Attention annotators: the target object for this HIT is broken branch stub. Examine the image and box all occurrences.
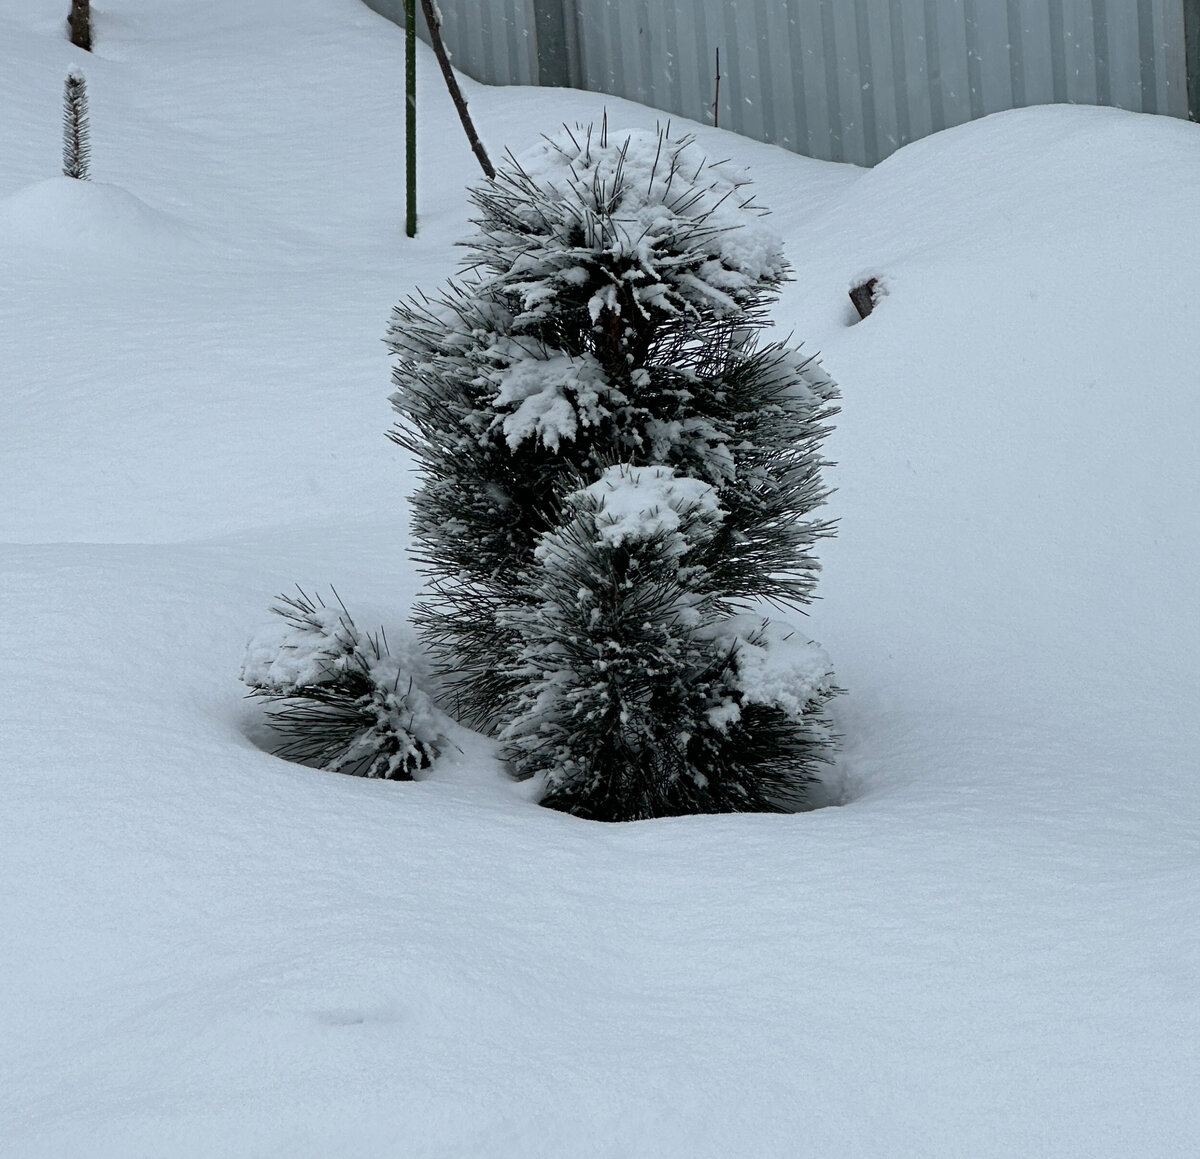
[849,277,880,320]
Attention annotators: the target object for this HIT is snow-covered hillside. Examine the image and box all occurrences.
[2,2,1197,1156]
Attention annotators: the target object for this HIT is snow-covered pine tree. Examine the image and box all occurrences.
[388,121,840,819]
[62,68,90,180]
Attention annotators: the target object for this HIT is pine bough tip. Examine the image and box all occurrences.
[240,588,446,781]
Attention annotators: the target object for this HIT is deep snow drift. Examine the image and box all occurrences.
[2,1,1198,1156]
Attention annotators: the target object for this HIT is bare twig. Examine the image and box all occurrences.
[713,47,721,128]
[417,0,495,179]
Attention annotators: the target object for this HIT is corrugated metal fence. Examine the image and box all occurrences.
[365,0,1189,166]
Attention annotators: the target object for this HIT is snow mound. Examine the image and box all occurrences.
[0,177,195,254]
[803,104,1200,280]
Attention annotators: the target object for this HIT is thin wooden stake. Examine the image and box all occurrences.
[1186,0,1200,121]
[713,47,721,128]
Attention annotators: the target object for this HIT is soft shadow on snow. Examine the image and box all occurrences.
[238,696,850,819]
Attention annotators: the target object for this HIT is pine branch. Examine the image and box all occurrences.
[242,588,446,781]
[62,69,91,180]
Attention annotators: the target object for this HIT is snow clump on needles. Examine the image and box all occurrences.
[242,589,447,781]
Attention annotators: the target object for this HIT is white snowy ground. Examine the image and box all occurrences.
[2,1,1198,1155]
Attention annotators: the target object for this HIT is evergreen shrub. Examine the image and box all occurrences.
[389,121,840,820]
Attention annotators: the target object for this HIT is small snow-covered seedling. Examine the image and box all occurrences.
[241,589,446,780]
[389,121,840,819]
[62,69,90,180]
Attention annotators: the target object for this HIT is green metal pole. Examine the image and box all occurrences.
[405,0,417,237]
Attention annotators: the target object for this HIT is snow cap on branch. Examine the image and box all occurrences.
[556,463,725,557]
[698,614,836,729]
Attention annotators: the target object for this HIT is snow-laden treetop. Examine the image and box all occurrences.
[465,122,790,327]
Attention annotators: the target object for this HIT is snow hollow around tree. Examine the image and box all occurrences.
[1,0,1199,1156]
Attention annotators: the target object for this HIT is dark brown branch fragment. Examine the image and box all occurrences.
[849,277,880,320]
[68,0,92,52]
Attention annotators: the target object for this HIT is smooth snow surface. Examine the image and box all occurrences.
[2,2,1198,1156]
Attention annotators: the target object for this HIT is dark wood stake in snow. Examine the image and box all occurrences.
[850,277,880,320]
[68,0,92,51]
[713,47,721,128]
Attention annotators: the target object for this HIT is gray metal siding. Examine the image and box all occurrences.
[362,0,540,86]
[364,0,1189,166]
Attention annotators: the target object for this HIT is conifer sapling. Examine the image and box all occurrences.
[389,121,840,820]
[62,69,91,180]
